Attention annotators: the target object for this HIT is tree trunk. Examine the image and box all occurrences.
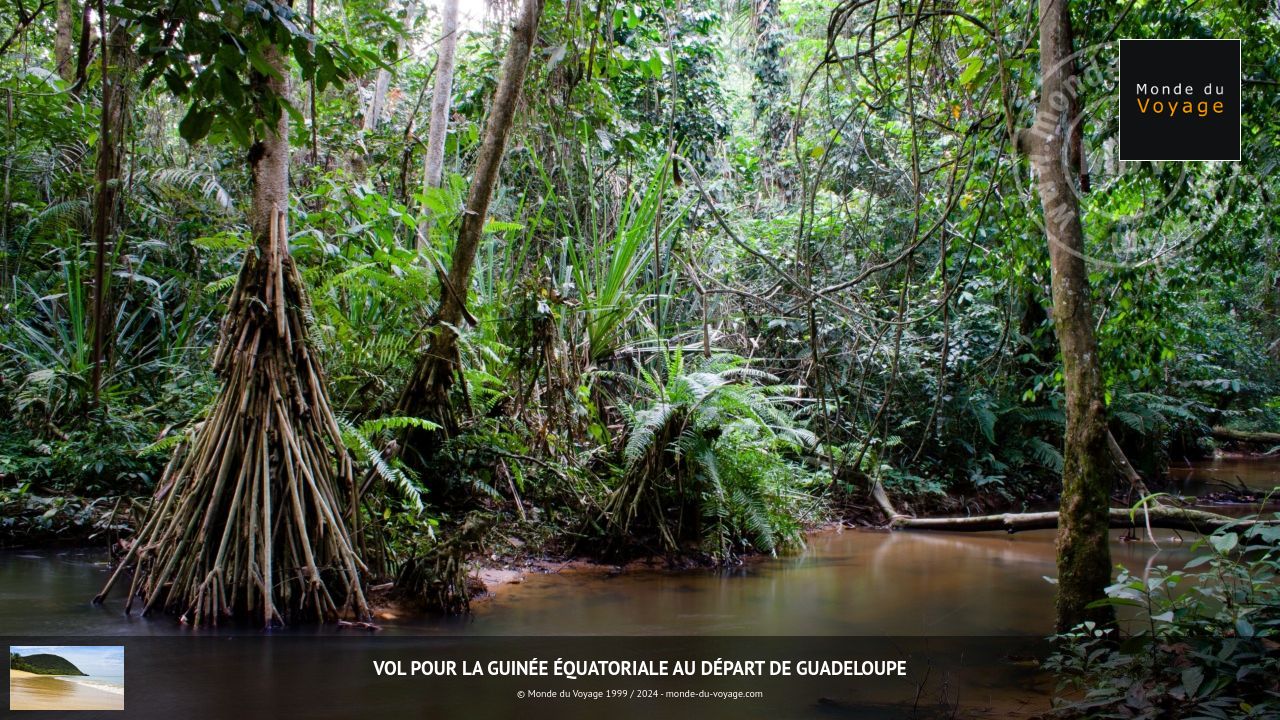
[249,50,291,250]
[1211,427,1280,445]
[1018,0,1114,633]
[884,506,1266,535]
[1108,429,1153,499]
[72,0,93,93]
[363,1,416,135]
[95,42,369,627]
[396,0,543,468]
[87,12,132,405]
[54,0,75,82]
[871,469,1259,538]
[362,69,391,132]
[423,0,459,190]
[417,0,460,252]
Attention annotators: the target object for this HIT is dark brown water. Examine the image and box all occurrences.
[463,528,1193,637]
[1,456,1274,719]
[0,525,1202,638]
[8,457,1273,637]
[1,529,1153,718]
[1169,453,1280,495]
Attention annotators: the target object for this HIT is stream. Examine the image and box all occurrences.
[2,456,1276,718]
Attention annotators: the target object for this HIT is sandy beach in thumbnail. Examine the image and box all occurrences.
[9,669,124,711]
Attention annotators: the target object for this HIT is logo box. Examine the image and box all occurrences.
[1118,39,1241,162]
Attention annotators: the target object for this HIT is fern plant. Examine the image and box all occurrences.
[603,349,819,562]
[339,415,439,514]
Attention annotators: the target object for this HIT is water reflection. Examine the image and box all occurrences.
[465,528,1192,637]
[1169,454,1280,494]
[2,456,1272,638]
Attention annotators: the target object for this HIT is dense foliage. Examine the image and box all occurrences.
[0,0,1277,608]
[9,652,87,676]
[1048,512,1280,718]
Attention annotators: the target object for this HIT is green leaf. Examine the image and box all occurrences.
[163,70,188,97]
[314,44,342,90]
[419,186,454,217]
[215,43,243,68]
[1183,554,1213,569]
[218,67,245,107]
[1181,666,1204,698]
[178,105,214,144]
[483,220,524,234]
[1210,532,1238,554]
[247,44,282,80]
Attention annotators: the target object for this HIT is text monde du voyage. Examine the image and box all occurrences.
[372,658,909,679]
[1133,82,1229,118]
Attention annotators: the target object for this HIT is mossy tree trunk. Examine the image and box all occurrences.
[1019,0,1115,633]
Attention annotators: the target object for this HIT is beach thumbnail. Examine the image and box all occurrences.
[9,646,123,711]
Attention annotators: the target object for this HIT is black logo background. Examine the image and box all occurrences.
[1119,39,1240,162]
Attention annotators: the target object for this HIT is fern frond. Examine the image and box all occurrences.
[339,417,425,513]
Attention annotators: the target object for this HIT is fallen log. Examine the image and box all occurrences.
[870,475,1266,535]
[887,506,1268,535]
[1211,427,1280,445]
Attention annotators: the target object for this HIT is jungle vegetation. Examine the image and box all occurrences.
[1,0,1279,686]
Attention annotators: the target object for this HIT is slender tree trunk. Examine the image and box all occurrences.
[417,0,460,249]
[54,0,75,82]
[363,0,418,136]
[72,0,93,93]
[87,11,132,405]
[397,0,543,467]
[362,69,391,132]
[1018,0,1114,633]
[423,0,459,191]
[250,50,290,250]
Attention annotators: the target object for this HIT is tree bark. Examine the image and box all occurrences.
[418,0,459,252]
[1018,0,1114,633]
[54,0,75,82]
[72,0,93,93]
[249,49,291,250]
[871,475,1262,541]
[362,69,391,132]
[423,0,459,190]
[87,11,132,405]
[1108,429,1153,499]
[363,1,416,135]
[397,0,543,467]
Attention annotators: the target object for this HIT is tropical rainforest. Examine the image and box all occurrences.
[1,0,1279,715]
